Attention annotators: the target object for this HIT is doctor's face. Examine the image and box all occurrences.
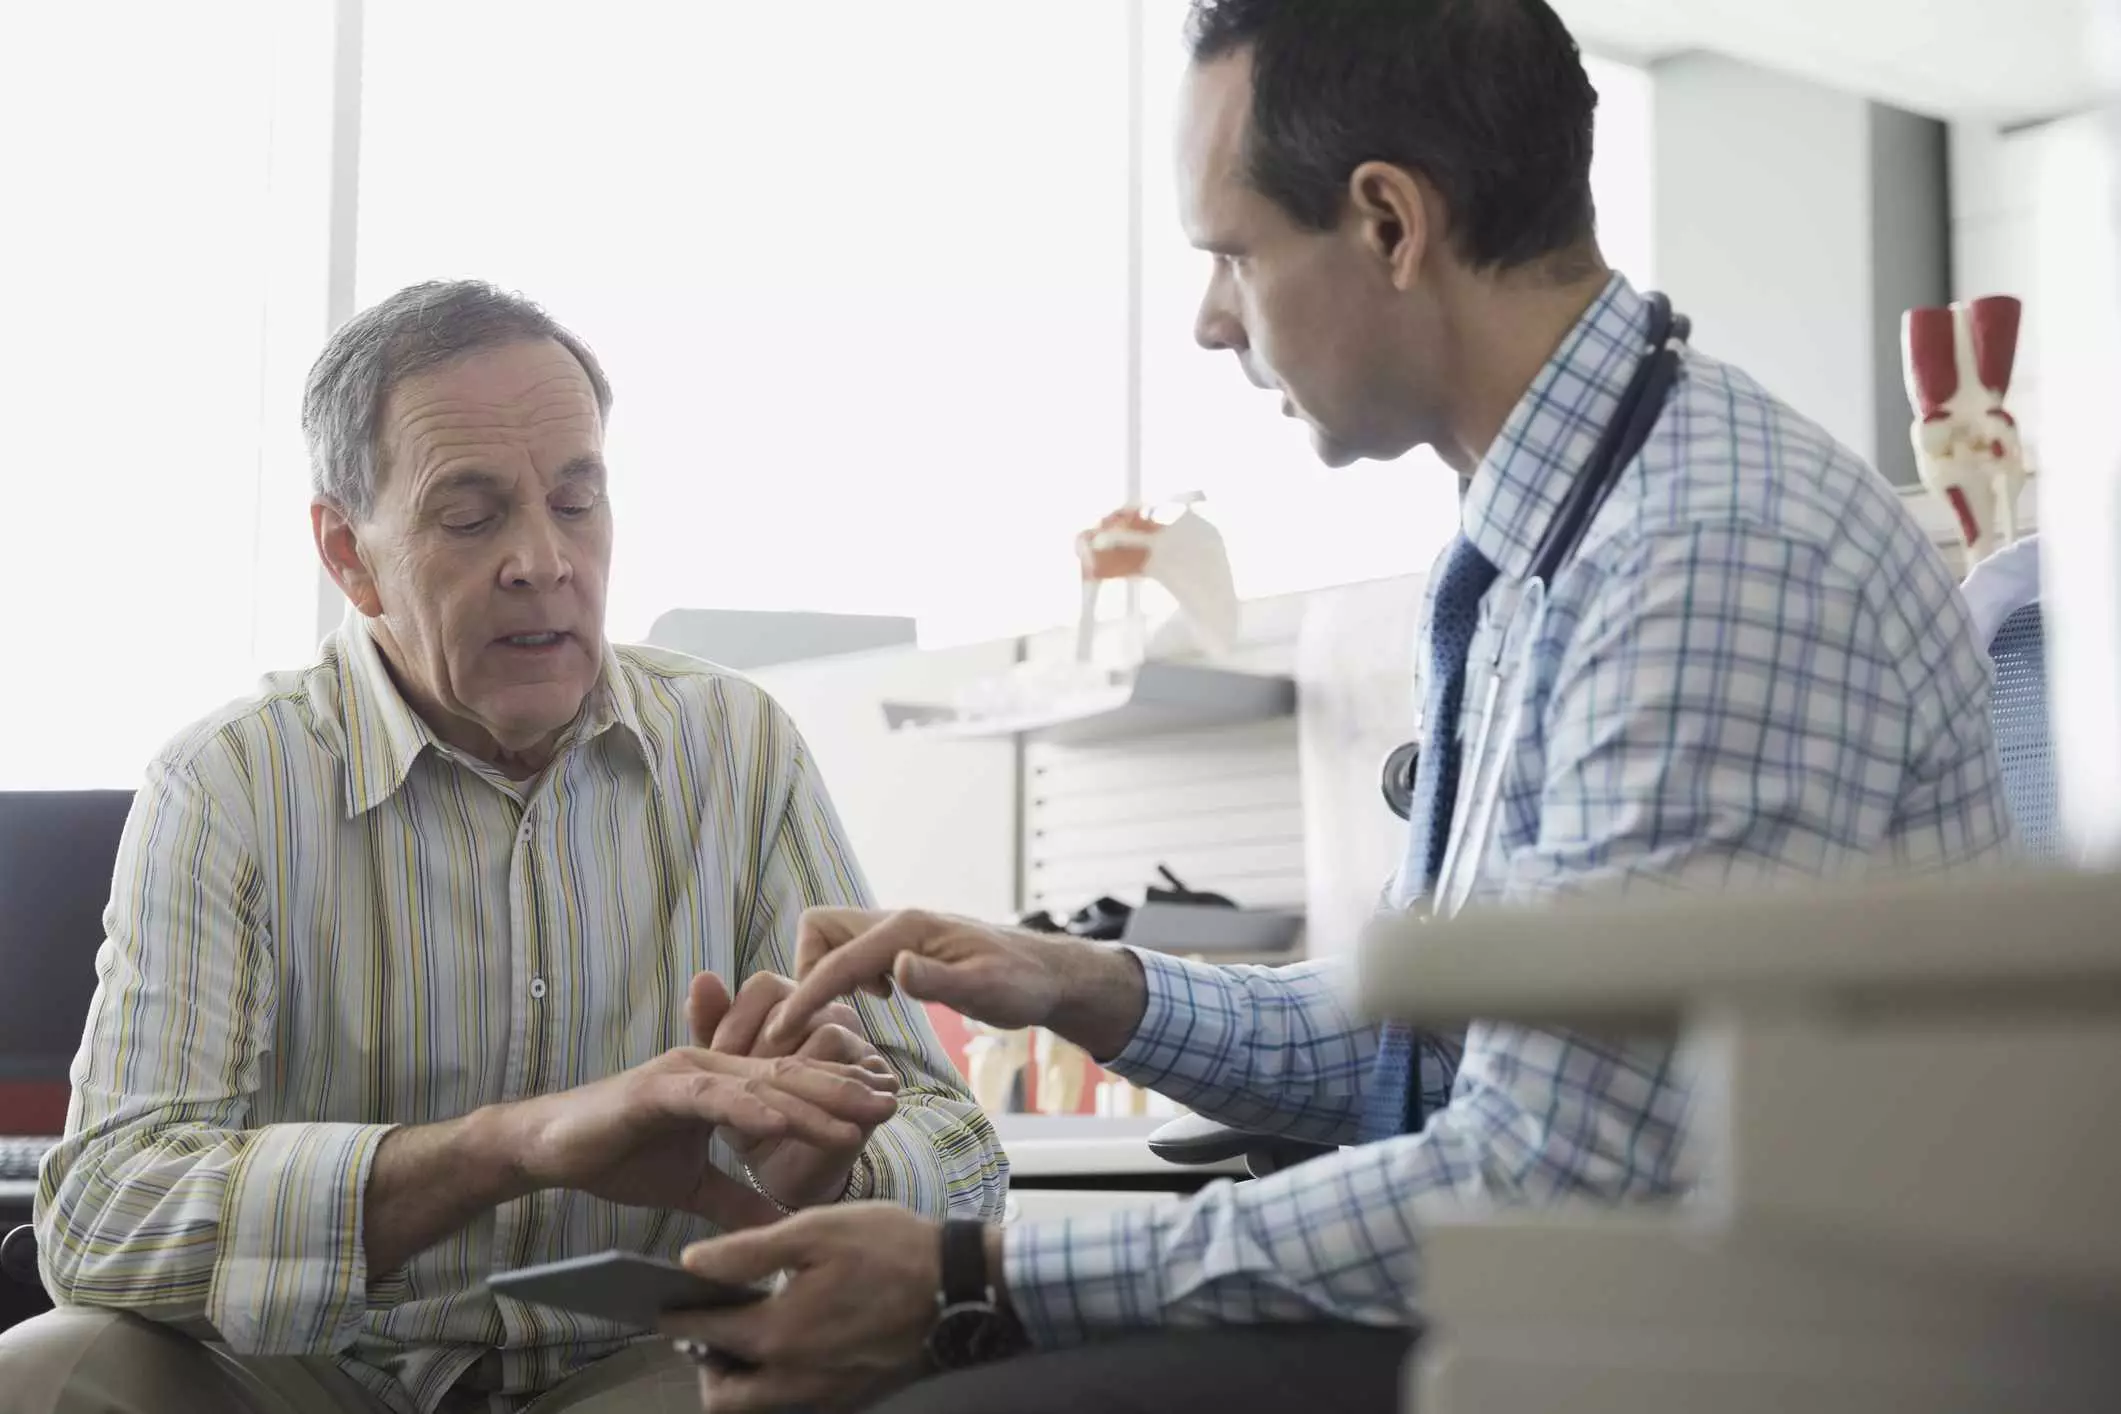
[1178,48,1433,468]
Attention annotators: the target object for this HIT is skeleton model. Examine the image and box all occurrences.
[961,1022,1031,1116]
[1903,294,2028,564]
[1074,495,1239,660]
[1032,1028,1090,1116]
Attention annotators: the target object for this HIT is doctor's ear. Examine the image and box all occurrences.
[1348,161,1431,290]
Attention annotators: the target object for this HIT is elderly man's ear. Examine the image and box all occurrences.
[312,500,384,617]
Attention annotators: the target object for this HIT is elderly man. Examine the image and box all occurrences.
[0,281,1005,1414]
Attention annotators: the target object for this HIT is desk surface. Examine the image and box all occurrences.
[0,1129,1240,1203]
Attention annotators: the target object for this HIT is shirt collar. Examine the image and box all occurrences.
[1460,272,1654,581]
[332,614,656,817]
[587,644,658,778]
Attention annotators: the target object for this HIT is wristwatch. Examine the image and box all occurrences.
[924,1220,1029,1371]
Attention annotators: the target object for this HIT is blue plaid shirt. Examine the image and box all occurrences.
[1001,274,2014,1343]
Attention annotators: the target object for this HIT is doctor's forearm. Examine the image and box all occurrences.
[1046,941,1149,1061]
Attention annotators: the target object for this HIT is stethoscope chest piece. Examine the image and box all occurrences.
[1381,740,1420,821]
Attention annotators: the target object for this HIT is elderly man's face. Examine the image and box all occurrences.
[316,338,612,771]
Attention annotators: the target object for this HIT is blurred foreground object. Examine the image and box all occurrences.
[1361,865,2121,1411]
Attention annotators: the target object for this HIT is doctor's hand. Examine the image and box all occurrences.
[766,908,1148,1061]
[664,1203,954,1414]
[688,971,899,1210]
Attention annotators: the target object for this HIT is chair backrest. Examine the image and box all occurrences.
[1960,537,2061,860]
[0,790,133,1088]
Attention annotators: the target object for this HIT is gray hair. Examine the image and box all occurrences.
[301,280,613,517]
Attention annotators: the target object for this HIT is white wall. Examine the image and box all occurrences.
[1868,105,1953,489]
[1942,119,2061,472]
[1653,53,1879,468]
[1653,54,1953,487]
[1557,0,2103,125]
[752,640,1022,921]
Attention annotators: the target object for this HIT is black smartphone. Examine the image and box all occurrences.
[487,1250,769,1330]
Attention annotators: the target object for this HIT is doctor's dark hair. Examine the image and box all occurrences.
[302,280,612,517]
[1186,0,1600,272]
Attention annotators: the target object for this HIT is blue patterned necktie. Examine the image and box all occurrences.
[1357,533,1500,1144]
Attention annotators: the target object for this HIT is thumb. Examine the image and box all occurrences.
[681,1212,817,1286]
[894,952,941,997]
[894,951,984,1012]
[687,971,732,1048]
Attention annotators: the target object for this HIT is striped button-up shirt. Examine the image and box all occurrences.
[1003,273,2014,1341]
[36,617,1007,1413]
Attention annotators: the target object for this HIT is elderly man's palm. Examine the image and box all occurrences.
[690,971,902,1208]
[510,1043,897,1227]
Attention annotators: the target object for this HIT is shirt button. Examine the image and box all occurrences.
[529,977,549,1001]
[517,821,534,845]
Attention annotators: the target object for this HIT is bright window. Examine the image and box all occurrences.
[0,2,326,788]
[357,1,1134,648]
[0,4,1661,793]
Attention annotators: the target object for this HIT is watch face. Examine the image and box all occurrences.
[926,1302,1022,1371]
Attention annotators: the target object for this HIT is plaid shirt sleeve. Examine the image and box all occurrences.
[1096,950,1374,1147]
[1504,524,1976,897]
[1002,524,2009,1345]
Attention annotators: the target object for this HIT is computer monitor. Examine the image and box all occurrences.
[0,791,131,1083]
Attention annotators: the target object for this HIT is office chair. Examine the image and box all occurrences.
[1,789,134,1303]
[1962,535,2060,858]
[1151,533,2065,1184]
[1144,1110,1335,1177]
[0,1226,35,1288]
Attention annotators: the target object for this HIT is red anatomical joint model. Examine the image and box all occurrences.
[1903,294,2027,564]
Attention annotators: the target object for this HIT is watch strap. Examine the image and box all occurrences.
[939,1219,991,1308]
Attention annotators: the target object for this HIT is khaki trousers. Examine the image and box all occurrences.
[0,1310,701,1414]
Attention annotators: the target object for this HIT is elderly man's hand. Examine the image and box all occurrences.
[689,972,898,1211]
[662,1203,958,1413]
[504,1048,897,1230]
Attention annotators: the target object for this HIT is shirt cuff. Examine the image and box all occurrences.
[1002,1205,1167,1348]
[852,1118,939,1215]
[840,1149,879,1203]
[1100,948,1242,1092]
[208,1122,395,1354]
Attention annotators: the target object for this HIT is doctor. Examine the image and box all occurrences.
[668,0,2015,1409]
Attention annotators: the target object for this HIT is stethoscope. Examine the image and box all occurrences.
[1382,292,1692,821]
